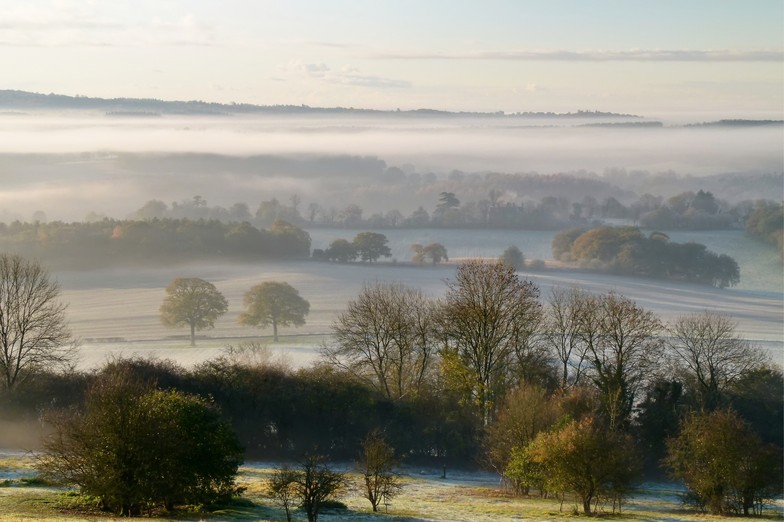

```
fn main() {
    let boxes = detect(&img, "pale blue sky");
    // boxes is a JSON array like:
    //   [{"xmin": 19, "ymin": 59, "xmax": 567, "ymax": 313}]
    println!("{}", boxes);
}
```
[{"xmin": 2, "ymin": 0, "xmax": 782, "ymax": 115}]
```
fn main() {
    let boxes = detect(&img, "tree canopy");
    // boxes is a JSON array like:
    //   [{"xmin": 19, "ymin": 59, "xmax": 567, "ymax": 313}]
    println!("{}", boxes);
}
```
[
  {"xmin": 239, "ymin": 281, "xmax": 310, "ymax": 341},
  {"xmin": 160, "ymin": 278, "xmax": 229, "ymax": 346},
  {"xmin": 552, "ymin": 226, "xmax": 741, "ymax": 287},
  {"xmin": 353, "ymin": 232, "xmax": 391, "ymax": 263},
  {"xmin": 411, "ymin": 242, "xmax": 448, "ymax": 265}
]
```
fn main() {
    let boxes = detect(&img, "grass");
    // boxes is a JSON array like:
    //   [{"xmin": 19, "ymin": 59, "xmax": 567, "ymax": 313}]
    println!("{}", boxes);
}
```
[{"xmin": 0, "ymin": 454, "xmax": 782, "ymax": 521}]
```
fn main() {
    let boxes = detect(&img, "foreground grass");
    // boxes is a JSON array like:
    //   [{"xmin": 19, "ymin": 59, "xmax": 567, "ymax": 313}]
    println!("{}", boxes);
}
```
[{"xmin": 0, "ymin": 455, "xmax": 781, "ymax": 521}]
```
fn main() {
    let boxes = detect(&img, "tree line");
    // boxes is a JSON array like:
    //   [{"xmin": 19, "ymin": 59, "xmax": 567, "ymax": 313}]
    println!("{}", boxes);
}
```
[
  {"xmin": 0, "ymin": 218, "xmax": 311, "ymax": 268},
  {"xmin": 126, "ymin": 186, "xmax": 780, "ymax": 236},
  {"xmin": 0, "ymin": 256, "xmax": 780, "ymax": 516}
]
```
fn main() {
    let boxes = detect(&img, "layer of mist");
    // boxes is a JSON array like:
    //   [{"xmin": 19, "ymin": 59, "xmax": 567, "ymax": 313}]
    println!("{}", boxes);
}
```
[{"xmin": 0, "ymin": 113, "xmax": 781, "ymax": 222}]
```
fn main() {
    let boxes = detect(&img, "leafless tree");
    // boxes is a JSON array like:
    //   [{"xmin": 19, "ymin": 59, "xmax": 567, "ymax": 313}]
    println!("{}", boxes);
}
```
[
  {"xmin": 541, "ymin": 287, "xmax": 590, "ymax": 392},
  {"xmin": 323, "ymin": 283, "xmax": 437, "ymax": 400},
  {"xmin": 439, "ymin": 260, "xmax": 542, "ymax": 425},
  {"xmin": 581, "ymin": 292, "xmax": 662, "ymax": 430},
  {"xmin": 269, "ymin": 466, "xmax": 299, "ymax": 522},
  {"xmin": 0, "ymin": 254, "xmax": 74, "ymax": 391},
  {"xmin": 668, "ymin": 311, "xmax": 765, "ymax": 410}
]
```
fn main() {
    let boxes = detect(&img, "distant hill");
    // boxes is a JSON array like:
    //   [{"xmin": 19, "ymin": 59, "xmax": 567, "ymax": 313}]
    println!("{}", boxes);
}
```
[
  {"xmin": 684, "ymin": 119, "xmax": 784, "ymax": 128},
  {"xmin": 0, "ymin": 89, "xmax": 640, "ymax": 119}
]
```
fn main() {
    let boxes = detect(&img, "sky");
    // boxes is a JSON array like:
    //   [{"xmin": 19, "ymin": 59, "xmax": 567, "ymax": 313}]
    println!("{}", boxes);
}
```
[{"xmin": 1, "ymin": 0, "xmax": 783, "ymax": 116}]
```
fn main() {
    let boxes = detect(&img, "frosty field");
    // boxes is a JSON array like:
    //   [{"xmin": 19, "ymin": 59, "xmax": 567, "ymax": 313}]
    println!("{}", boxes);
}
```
[
  {"xmin": 55, "ymin": 252, "xmax": 784, "ymax": 371},
  {"xmin": 1, "ymin": 452, "xmax": 782, "ymax": 522}
]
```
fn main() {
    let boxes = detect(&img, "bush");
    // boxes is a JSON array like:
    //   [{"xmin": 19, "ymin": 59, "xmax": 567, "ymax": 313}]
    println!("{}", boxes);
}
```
[
  {"xmin": 664, "ymin": 409, "xmax": 782, "ymax": 516},
  {"xmin": 38, "ymin": 369, "xmax": 244, "ymax": 516}
]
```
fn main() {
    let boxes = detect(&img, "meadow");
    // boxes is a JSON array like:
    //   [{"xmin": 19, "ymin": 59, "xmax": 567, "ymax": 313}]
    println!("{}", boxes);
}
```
[
  {"xmin": 54, "ymin": 227, "xmax": 783, "ymax": 371},
  {"xmin": 1, "ymin": 452, "xmax": 782, "ymax": 521}
]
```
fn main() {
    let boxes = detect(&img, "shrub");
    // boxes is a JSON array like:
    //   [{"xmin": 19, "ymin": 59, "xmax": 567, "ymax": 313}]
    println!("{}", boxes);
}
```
[
  {"xmin": 664, "ymin": 409, "xmax": 782, "ymax": 516},
  {"xmin": 38, "ymin": 369, "xmax": 243, "ymax": 516}
]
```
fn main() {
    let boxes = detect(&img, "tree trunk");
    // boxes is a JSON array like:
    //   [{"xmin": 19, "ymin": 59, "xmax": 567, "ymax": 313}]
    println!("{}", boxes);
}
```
[
  {"xmin": 583, "ymin": 495, "xmax": 593, "ymax": 514},
  {"xmin": 273, "ymin": 319, "xmax": 278, "ymax": 342},
  {"xmin": 190, "ymin": 322, "xmax": 196, "ymax": 346}
]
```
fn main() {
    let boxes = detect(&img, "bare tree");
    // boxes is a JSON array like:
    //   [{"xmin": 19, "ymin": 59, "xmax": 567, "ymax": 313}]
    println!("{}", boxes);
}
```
[
  {"xmin": 668, "ymin": 311, "xmax": 765, "ymax": 410},
  {"xmin": 322, "ymin": 283, "xmax": 437, "ymax": 400},
  {"xmin": 439, "ymin": 261, "xmax": 542, "ymax": 425},
  {"xmin": 295, "ymin": 455, "xmax": 345, "ymax": 522},
  {"xmin": 357, "ymin": 429, "xmax": 402, "ymax": 512},
  {"xmin": 581, "ymin": 292, "xmax": 662, "ymax": 430},
  {"xmin": 542, "ymin": 287, "xmax": 590, "ymax": 392},
  {"xmin": 269, "ymin": 466, "xmax": 299, "ymax": 522},
  {"xmin": 0, "ymin": 255, "xmax": 73, "ymax": 391}
]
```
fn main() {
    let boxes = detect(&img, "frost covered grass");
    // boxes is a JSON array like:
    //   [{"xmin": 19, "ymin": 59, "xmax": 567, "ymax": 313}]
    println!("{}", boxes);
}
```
[
  {"xmin": 0, "ymin": 454, "xmax": 781, "ymax": 521},
  {"xmin": 56, "ymin": 259, "xmax": 783, "ymax": 371}
]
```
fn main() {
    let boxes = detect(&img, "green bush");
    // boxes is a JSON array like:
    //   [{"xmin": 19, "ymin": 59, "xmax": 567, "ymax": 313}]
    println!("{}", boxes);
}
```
[{"xmin": 38, "ymin": 369, "xmax": 244, "ymax": 516}]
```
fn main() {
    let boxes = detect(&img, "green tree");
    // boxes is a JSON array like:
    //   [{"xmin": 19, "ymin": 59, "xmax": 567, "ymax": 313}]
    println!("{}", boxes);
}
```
[
  {"xmin": 528, "ymin": 417, "xmax": 639, "ymax": 514},
  {"xmin": 485, "ymin": 383, "xmax": 559, "ymax": 491},
  {"xmin": 353, "ymin": 232, "xmax": 391, "ymax": 263},
  {"xmin": 411, "ymin": 242, "xmax": 448, "ymax": 265},
  {"xmin": 357, "ymin": 430, "xmax": 402, "ymax": 512},
  {"xmin": 239, "ymin": 281, "xmax": 310, "ymax": 341},
  {"xmin": 326, "ymin": 238, "xmax": 357, "ymax": 262},
  {"xmin": 0, "ymin": 254, "xmax": 73, "ymax": 391},
  {"xmin": 664, "ymin": 409, "xmax": 782, "ymax": 516},
  {"xmin": 550, "ymin": 228, "xmax": 585, "ymax": 262},
  {"xmin": 499, "ymin": 245, "xmax": 525, "ymax": 270},
  {"xmin": 38, "ymin": 369, "xmax": 243, "ymax": 516},
  {"xmin": 160, "ymin": 277, "xmax": 229, "ymax": 346}
]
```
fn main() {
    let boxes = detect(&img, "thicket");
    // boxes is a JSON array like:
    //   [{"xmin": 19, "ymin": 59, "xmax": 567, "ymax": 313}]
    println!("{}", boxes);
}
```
[
  {"xmin": 553, "ymin": 226, "xmax": 740, "ymax": 287},
  {"xmin": 37, "ymin": 366, "xmax": 243, "ymax": 516},
  {"xmin": 745, "ymin": 201, "xmax": 783, "ymax": 256},
  {"xmin": 0, "ymin": 218, "xmax": 311, "ymax": 268}
]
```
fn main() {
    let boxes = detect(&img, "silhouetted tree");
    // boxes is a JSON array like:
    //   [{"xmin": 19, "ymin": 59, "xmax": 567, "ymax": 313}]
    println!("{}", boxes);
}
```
[{"xmin": 0, "ymin": 255, "xmax": 73, "ymax": 391}]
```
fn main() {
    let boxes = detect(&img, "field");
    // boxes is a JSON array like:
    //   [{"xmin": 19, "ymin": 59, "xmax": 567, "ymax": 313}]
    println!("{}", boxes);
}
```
[
  {"xmin": 2, "ymin": 229, "xmax": 781, "ymax": 520},
  {"xmin": 56, "ymin": 252, "xmax": 783, "ymax": 371},
  {"xmin": 1, "ymin": 452, "xmax": 782, "ymax": 521}
]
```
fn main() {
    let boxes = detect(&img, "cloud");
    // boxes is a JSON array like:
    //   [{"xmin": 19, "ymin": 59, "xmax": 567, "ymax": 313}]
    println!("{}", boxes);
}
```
[
  {"xmin": 283, "ymin": 62, "xmax": 411, "ymax": 89},
  {"xmin": 0, "ymin": 5, "xmax": 218, "ymax": 47},
  {"xmin": 370, "ymin": 48, "xmax": 784, "ymax": 62}
]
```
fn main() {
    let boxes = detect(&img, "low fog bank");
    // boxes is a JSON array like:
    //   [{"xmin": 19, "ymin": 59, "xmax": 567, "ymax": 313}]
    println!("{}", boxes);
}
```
[
  {"xmin": 1, "ymin": 114, "xmax": 781, "ymax": 172},
  {"xmin": 0, "ymin": 153, "xmax": 781, "ymax": 225}
]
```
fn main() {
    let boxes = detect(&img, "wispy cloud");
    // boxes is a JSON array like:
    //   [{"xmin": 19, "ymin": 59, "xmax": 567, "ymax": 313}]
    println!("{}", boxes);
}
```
[
  {"xmin": 371, "ymin": 49, "xmax": 784, "ymax": 62},
  {"xmin": 283, "ymin": 62, "xmax": 411, "ymax": 89},
  {"xmin": 0, "ymin": 5, "xmax": 218, "ymax": 48}
]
